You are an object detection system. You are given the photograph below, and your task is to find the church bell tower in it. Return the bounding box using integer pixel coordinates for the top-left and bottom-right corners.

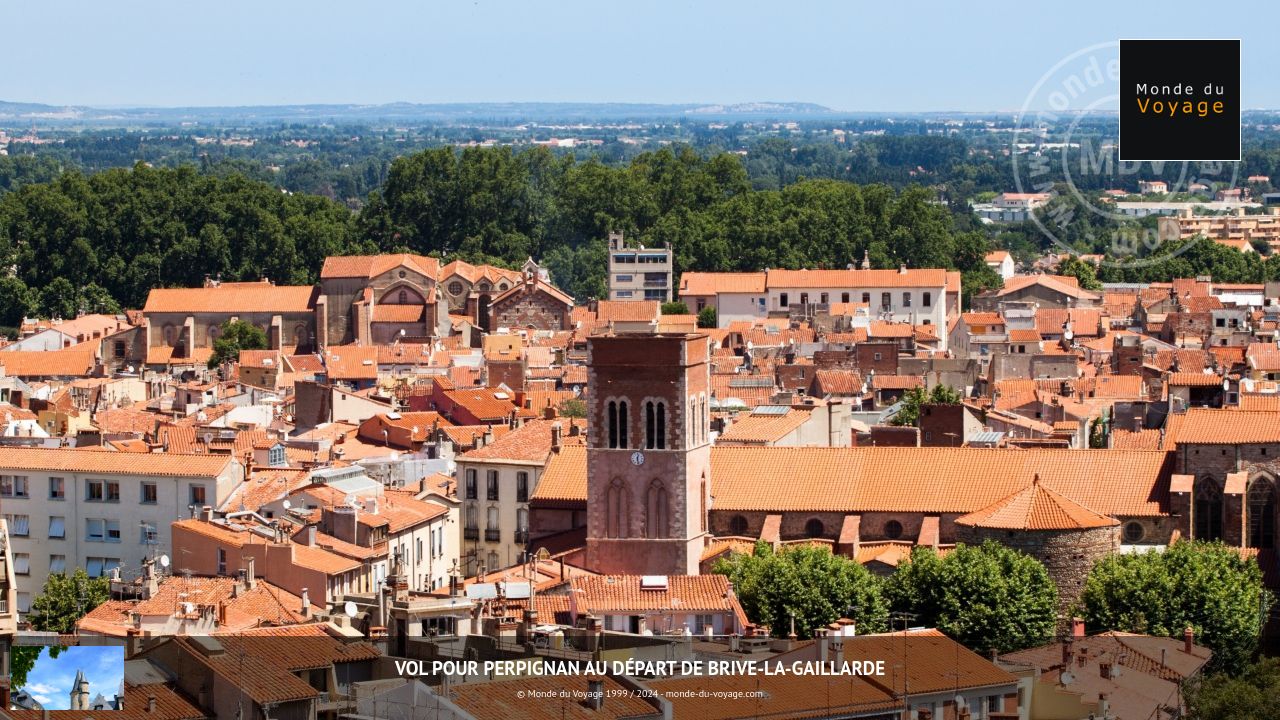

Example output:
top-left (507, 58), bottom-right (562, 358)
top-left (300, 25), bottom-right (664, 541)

top-left (584, 330), bottom-right (713, 575)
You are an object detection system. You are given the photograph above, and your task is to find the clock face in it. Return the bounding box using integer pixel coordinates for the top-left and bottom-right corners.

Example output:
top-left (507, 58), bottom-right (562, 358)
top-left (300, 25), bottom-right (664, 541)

top-left (630, 451), bottom-right (645, 467)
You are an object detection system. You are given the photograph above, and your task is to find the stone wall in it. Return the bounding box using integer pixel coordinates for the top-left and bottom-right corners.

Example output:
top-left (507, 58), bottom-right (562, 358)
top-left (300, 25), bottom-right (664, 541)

top-left (956, 524), bottom-right (1120, 616)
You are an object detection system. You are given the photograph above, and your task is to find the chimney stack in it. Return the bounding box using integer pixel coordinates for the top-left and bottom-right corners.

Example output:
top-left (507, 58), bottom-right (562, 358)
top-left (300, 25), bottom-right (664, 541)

top-left (301, 588), bottom-right (310, 618)
top-left (1062, 637), bottom-right (1074, 665)
top-left (201, 505), bottom-right (213, 522)
top-left (147, 695), bottom-right (157, 714)
top-left (305, 525), bottom-right (317, 547)
top-left (244, 558), bottom-right (256, 590)
top-left (586, 679), bottom-right (603, 710)
top-left (551, 423), bottom-right (562, 453)
top-left (1072, 617), bottom-right (1085, 638)
top-left (1184, 626), bottom-right (1195, 654)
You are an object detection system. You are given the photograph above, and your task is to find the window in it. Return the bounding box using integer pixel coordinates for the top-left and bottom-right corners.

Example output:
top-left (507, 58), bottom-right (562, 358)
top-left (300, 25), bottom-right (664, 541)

top-left (607, 400), bottom-right (629, 449)
top-left (49, 555), bottom-right (66, 574)
top-left (884, 520), bottom-right (904, 539)
top-left (841, 292), bottom-right (850, 303)
top-left (189, 484), bottom-right (206, 506)
top-left (1, 475), bottom-right (28, 497)
top-left (861, 292), bottom-right (870, 304)
top-left (616, 290), bottom-right (633, 298)
top-left (114, 340), bottom-right (126, 356)
top-left (13, 553), bottom-right (29, 575)
top-left (417, 538), bottom-right (424, 565)
top-left (86, 480), bottom-right (104, 501)
top-left (465, 469), bottom-right (478, 499)
top-left (141, 482), bottom-right (158, 504)
top-left (465, 504), bottom-right (478, 529)
top-left (645, 400), bottom-right (666, 449)
top-left (486, 551), bottom-right (499, 572)
top-left (105, 519), bottom-right (121, 543)
top-left (516, 472), bottom-right (529, 502)
top-left (902, 292), bottom-right (912, 307)
top-left (1247, 477), bottom-right (1276, 549)
top-left (5, 514), bottom-right (28, 537)
top-left (606, 478), bottom-right (629, 538)
top-left (486, 470), bottom-right (499, 501)
top-left (48, 516), bottom-right (65, 539)
top-left (217, 548), bottom-right (227, 576)
top-left (1123, 521), bottom-right (1145, 543)
top-left (729, 515), bottom-right (748, 535)
top-left (1195, 477), bottom-right (1224, 541)
top-left (49, 477), bottom-right (65, 500)
top-left (923, 292), bottom-right (932, 307)
top-left (141, 525), bottom-right (158, 544)
top-left (86, 518), bottom-right (105, 541)
top-left (615, 274), bottom-right (633, 283)
top-left (819, 293), bottom-right (829, 304)
top-left (106, 481), bottom-right (120, 502)
top-left (804, 518), bottom-right (825, 538)
top-left (779, 293), bottom-right (789, 308)
top-left (646, 480), bottom-right (669, 539)
top-left (799, 293), bottom-right (809, 305)
top-left (880, 292), bottom-right (891, 308)
top-left (269, 445), bottom-right (285, 466)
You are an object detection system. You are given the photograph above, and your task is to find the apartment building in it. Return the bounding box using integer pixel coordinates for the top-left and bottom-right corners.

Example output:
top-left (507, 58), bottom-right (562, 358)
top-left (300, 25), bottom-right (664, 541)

top-left (606, 231), bottom-right (673, 302)
top-left (0, 448), bottom-right (243, 609)
top-left (1157, 206), bottom-right (1280, 252)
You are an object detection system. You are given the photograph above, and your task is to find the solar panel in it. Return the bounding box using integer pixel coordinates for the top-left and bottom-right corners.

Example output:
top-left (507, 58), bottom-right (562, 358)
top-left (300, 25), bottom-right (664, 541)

top-left (465, 583), bottom-right (498, 599)
top-left (751, 405), bottom-right (791, 416)
top-left (502, 582), bottom-right (532, 599)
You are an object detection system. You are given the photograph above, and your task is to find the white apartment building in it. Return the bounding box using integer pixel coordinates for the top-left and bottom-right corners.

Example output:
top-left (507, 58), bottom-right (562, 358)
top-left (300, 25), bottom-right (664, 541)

top-left (454, 418), bottom-right (578, 575)
top-left (0, 448), bottom-right (243, 611)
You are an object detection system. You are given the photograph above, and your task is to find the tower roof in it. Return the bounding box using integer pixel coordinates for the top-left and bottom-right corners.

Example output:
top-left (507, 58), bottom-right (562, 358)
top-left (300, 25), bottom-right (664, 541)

top-left (954, 475), bottom-right (1119, 531)
top-left (73, 669), bottom-right (87, 687)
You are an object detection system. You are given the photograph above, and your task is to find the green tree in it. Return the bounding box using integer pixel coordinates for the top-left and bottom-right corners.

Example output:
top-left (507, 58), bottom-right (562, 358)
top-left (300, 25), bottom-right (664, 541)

top-left (697, 306), bottom-right (717, 329)
top-left (660, 301), bottom-right (689, 315)
top-left (714, 542), bottom-right (888, 639)
top-left (1185, 657), bottom-right (1280, 720)
top-left (890, 383), bottom-right (963, 427)
top-left (208, 319), bottom-right (268, 368)
top-left (557, 397), bottom-right (587, 418)
top-left (38, 277), bottom-right (79, 319)
top-left (1081, 540), bottom-right (1273, 673)
top-left (0, 275), bottom-right (34, 329)
top-left (885, 542), bottom-right (1058, 653)
top-left (1057, 255), bottom-right (1104, 290)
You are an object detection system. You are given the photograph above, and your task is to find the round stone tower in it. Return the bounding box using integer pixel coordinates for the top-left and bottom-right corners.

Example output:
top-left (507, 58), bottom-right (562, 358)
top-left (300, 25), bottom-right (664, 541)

top-left (955, 475), bottom-right (1120, 618)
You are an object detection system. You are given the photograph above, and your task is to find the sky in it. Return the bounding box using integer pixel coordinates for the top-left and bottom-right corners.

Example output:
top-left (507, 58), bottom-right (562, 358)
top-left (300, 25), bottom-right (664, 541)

top-left (17, 646), bottom-right (125, 711)
top-left (7, 0), bottom-right (1279, 110)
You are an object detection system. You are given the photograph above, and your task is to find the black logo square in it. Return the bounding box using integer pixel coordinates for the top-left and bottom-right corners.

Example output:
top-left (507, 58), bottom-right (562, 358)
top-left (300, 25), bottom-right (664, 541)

top-left (1119, 39), bottom-right (1240, 161)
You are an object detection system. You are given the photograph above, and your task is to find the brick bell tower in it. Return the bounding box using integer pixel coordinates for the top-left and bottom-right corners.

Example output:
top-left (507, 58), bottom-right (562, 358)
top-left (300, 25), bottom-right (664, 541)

top-left (585, 330), bottom-right (713, 575)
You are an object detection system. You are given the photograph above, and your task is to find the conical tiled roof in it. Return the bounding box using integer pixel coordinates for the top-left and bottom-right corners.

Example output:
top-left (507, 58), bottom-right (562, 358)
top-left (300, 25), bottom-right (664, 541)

top-left (955, 475), bottom-right (1119, 531)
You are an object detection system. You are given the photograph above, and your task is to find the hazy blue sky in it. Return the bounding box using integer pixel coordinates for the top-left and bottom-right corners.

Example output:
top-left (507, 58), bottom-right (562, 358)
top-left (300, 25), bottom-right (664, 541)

top-left (10, 0), bottom-right (1277, 110)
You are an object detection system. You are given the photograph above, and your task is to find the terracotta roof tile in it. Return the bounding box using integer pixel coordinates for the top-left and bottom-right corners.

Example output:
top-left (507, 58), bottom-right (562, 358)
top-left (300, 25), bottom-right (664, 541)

top-left (324, 346), bottom-right (379, 381)
top-left (460, 418), bottom-right (587, 462)
top-left (767, 268), bottom-right (949, 289)
top-left (0, 346), bottom-right (98, 377)
top-left (320, 253), bottom-right (440, 279)
top-left (0, 447), bottom-right (232, 477)
top-left (1173, 408), bottom-right (1280, 444)
top-left (679, 272), bottom-right (768, 295)
top-left (143, 282), bottom-right (315, 313)
top-left (955, 476), bottom-right (1119, 530)
top-left (570, 574), bottom-right (741, 614)
top-left (718, 408), bottom-right (812, 444)
top-left (1110, 428), bottom-right (1164, 450)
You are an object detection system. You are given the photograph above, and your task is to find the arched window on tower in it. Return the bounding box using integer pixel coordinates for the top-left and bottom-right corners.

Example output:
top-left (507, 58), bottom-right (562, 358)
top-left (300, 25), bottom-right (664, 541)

top-left (1247, 476), bottom-right (1277, 549)
top-left (607, 401), bottom-right (618, 448)
top-left (618, 400), bottom-right (628, 448)
top-left (606, 478), bottom-right (629, 538)
top-left (1194, 476), bottom-right (1224, 542)
top-left (645, 400), bottom-right (666, 449)
top-left (646, 480), bottom-right (669, 539)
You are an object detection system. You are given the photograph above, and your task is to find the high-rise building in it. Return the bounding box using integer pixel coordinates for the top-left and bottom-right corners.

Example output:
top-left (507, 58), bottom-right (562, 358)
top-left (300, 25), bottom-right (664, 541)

top-left (606, 231), bottom-right (673, 302)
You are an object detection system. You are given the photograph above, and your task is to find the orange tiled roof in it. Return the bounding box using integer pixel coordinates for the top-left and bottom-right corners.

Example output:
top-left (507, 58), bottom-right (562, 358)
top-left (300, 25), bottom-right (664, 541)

top-left (766, 267), bottom-right (949, 289)
top-left (998, 274), bottom-right (1099, 300)
top-left (718, 408), bottom-right (812, 444)
top-left (0, 346), bottom-right (98, 377)
top-left (679, 272), bottom-right (768, 295)
top-left (320, 253), bottom-right (440, 279)
top-left (534, 445), bottom-right (1171, 517)
top-left (595, 300), bottom-right (661, 322)
top-left (1110, 428), bottom-right (1164, 450)
top-left (143, 282), bottom-right (316, 313)
top-left (955, 476), bottom-right (1119, 530)
top-left (0, 447), bottom-right (232, 477)
top-left (370, 304), bottom-right (425, 323)
top-left (460, 418), bottom-right (587, 462)
top-left (1168, 371), bottom-right (1223, 387)
top-left (1173, 408), bottom-right (1280, 444)
top-left (443, 387), bottom-right (519, 422)
top-left (871, 374), bottom-right (924, 390)
top-left (571, 574), bottom-right (742, 614)
top-left (449, 675), bottom-right (657, 720)
top-left (1237, 394), bottom-right (1280, 412)
top-left (323, 346), bottom-right (379, 380)
top-left (813, 369), bottom-right (863, 396)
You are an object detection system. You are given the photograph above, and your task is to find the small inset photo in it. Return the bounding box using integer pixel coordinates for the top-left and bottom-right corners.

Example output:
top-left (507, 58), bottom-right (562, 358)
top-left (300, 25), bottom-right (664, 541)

top-left (8, 644), bottom-right (125, 713)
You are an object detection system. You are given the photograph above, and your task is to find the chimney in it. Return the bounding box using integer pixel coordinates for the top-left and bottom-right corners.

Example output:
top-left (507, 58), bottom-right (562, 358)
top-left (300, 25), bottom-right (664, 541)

top-left (551, 423), bottom-right (562, 453)
top-left (543, 405), bottom-right (557, 420)
top-left (244, 558), bottom-right (256, 590)
top-left (301, 588), bottom-right (311, 618)
top-left (586, 679), bottom-right (604, 710)
top-left (898, 264), bottom-right (907, 274)
top-left (1062, 637), bottom-right (1074, 665)
top-left (217, 601), bottom-right (228, 626)
top-left (147, 695), bottom-right (157, 714)
top-left (1098, 692), bottom-right (1109, 718)
top-left (370, 497), bottom-right (380, 515)
top-left (201, 505), bottom-right (213, 522)
top-left (1072, 617), bottom-right (1085, 638)
top-left (305, 525), bottom-right (317, 547)
top-left (1184, 626), bottom-right (1194, 654)
top-left (815, 628), bottom-right (829, 662)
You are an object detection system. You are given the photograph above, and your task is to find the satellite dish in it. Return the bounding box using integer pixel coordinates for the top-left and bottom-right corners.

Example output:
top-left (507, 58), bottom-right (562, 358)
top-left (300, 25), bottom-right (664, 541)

top-left (159, 554), bottom-right (170, 568)
top-left (181, 602), bottom-right (195, 614)
top-left (1064, 330), bottom-right (1074, 341)
top-left (344, 601), bottom-right (358, 618)
top-left (282, 499), bottom-right (292, 510)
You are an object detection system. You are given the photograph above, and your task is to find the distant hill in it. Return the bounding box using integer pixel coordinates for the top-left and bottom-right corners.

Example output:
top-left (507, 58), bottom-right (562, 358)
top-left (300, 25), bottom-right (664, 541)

top-left (0, 100), bottom-right (839, 126)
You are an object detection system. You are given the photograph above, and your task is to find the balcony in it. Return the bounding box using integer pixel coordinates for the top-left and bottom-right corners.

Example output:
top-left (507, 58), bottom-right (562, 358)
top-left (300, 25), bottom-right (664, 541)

top-left (464, 527), bottom-right (480, 541)
top-left (485, 528), bottom-right (501, 543)
top-left (514, 530), bottom-right (529, 544)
